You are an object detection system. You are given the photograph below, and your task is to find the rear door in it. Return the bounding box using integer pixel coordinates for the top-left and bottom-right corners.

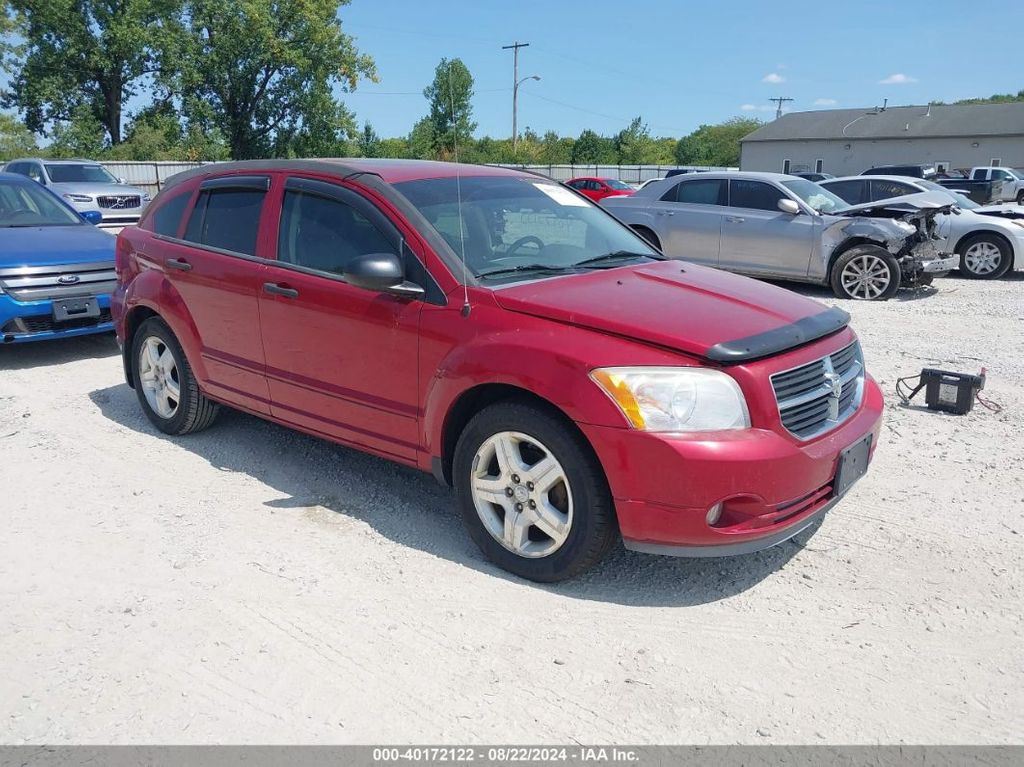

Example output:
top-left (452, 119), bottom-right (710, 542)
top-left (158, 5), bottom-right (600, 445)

top-left (147, 175), bottom-right (273, 413)
top-left (654, 177), bottom-right (726, 265)
top-left (719, 179), bottom-right (815, 278)
top-left (258, 176), bottom-right (425, 462)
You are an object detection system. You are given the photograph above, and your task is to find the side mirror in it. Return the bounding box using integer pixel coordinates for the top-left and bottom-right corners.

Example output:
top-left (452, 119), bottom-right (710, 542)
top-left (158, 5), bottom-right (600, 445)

top-left (778, 198), bottom-right (801, 215)
top-left (117, 177), bottom-right (127, 185)
top-left (343, 252), bottom-right (425, 299)
top-left (80, 210), bottom-right (103, 226)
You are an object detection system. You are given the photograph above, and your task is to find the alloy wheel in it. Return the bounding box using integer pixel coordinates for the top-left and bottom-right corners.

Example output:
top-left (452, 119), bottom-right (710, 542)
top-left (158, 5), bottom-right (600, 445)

top-left (138, 336), bottom-right (181, 419)
top-left (840, 254), bottom-right (892, 299)
top-left (963, 241), bottom-right (1002, 275)
top-left (469, 431), bottom-right (573, 559)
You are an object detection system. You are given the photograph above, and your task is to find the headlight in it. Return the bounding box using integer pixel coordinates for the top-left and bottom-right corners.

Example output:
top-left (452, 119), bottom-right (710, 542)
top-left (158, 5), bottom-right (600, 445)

top-left (62, 193), bottom-right (93, 203)
top-left (590, 367), bottom-right (750, 432)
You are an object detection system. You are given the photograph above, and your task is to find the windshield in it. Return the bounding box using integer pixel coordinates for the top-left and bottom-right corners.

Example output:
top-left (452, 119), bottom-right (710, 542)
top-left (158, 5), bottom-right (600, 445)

top-left (0, 179), bottom-right (83, 227)
top-left (780, 179), bottom-right (848, 213)
top-left (1008, 168), bottom-right (1024, 180)
top-left (394, 176), bottom-right (660, 283)
top-left (916, 179), bottom-right (978, 209)
top-left (45, 163), bottom-right (118, 184)
top-left (605, 179), bottom-right (633, 191)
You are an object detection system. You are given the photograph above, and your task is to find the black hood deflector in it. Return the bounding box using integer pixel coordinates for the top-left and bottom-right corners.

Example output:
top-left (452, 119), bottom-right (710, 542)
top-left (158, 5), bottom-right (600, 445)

top-left (705, 306), bottom-right (851, 363)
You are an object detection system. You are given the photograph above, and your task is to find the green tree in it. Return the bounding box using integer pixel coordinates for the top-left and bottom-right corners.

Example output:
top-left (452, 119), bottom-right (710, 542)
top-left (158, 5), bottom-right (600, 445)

top-left (0, 112), bottom-right (37, 160)
top-left (675, 117), bottom-right (762, 167)
top-left (614, 116), bottom-right (653, 164)
top-left (571, 129), bottom-right (615, 164)
top-left (376, 137), bottom-right (408, 159)
top-left (406, 116), bottom-right (436, 160)
top-left (423, 57), bottom-right (476, 159)
top-left (47, 104), bottom-right (107, 158)
top-left (538, 130), bottom-right (573, 164)
top-left (954, 89), bottom-right (1024, 105)
top-left (357, 122), bottom-right (381, 157)
top-left (171, 0), bottom-right (375, 159)
top-left (4, 0), bottom-right (177, 145)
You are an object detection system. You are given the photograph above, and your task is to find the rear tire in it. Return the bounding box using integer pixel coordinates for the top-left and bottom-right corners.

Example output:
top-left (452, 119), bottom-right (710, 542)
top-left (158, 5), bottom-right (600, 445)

top-left (957, 233), bottom-right (1013, 279)
top-left (132, 317), bottom-right (219, 435)
top-left (829, 246), bottom-right (901, 301)
top-left (453, 401), bottom-right (617, 582)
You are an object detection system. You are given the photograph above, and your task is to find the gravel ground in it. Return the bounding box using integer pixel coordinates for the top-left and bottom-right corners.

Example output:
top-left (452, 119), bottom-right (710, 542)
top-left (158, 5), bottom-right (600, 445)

top-left (1, 273), bottom-right (1022, 745)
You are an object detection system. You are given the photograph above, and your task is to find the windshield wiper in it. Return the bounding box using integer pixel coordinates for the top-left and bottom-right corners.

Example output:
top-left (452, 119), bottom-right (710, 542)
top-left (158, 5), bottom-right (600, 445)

top-left (476, 263), bottom-right (579, 280)
top-left (571, 250), bottom-right (659, 268)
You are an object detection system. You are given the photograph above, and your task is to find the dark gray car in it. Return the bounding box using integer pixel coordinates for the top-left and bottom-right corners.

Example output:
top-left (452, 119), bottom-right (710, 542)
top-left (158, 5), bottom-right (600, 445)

top-left (602, 171), bottom-right (958, 300)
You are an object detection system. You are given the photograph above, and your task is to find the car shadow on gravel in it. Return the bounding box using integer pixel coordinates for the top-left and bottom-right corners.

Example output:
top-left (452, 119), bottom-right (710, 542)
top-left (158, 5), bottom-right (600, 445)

top-left (89, 382), bottom-right (809, 608)
top-left (0, 332), bottom-right (119, 371)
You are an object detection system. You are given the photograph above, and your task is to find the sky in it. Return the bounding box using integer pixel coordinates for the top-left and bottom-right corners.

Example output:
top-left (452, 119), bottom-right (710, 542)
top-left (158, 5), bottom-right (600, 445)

top-left (339, 0), bottom-right (1024, 139)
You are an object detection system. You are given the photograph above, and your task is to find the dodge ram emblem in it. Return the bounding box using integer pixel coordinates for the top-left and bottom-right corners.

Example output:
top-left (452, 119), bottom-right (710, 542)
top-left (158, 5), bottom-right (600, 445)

top-left (824, 371), bottom-right (842, 420)
top-left (57, 274), bottom-right (81, 285)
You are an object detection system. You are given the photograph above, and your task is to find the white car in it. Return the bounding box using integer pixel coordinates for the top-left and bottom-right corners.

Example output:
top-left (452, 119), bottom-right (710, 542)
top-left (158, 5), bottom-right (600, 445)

top-left (821, 175), bottom-right (1024, 279)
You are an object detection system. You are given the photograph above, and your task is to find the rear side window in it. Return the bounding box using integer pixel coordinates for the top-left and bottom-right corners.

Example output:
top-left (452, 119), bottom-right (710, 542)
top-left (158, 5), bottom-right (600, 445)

top-left (150, 191), bottom-right (192, 237)
top-left (729, 180), bottom-right (786, 211)
top-left (663, 178), bottom-right (725, 205)
top-left (277, 190), bottom-right (396, 276)
top-left (184, 188), bottom-right (266, 256)
top-left (824, 180), bottom-right (867, 205)
top-left (870, 179), bottom-right (916, 201)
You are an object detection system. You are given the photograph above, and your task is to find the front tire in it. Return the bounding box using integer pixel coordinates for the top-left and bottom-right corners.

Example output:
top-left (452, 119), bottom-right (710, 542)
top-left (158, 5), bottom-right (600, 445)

top-left (453, 401), bottom-right (617, 582)
top-left (830, 246), bottom-right (901, 301)
top-left (957, 233), bottom-right (1013, 279)
top-left (132, 317), bottom-right (219, 435)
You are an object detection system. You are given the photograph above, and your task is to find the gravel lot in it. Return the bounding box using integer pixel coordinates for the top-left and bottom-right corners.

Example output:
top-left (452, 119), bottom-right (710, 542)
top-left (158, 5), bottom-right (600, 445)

top-left (1, 273), bottom-right (1022, 745)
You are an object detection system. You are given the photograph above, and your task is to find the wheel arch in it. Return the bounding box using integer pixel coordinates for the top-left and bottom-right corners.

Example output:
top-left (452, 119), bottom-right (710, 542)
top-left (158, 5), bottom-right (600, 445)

top-left (826, 237), bottom-right (892, 280)
top-left (953, 229), bottom-right (1015, 267)
top-left (435, 383), bottom-right (598, 488)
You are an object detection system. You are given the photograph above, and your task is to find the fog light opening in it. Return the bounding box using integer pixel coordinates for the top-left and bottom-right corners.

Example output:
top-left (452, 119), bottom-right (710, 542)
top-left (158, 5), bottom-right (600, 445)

top-left (705, 502), bottom-right (723, 526)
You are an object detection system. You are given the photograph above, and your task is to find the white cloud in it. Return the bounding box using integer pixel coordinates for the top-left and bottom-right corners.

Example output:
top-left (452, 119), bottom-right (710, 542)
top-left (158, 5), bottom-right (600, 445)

top-left (740, 104), bottom-right (777, 113)
top-left (879, 73), bottom-right (917, 85)
top-left (762, 72), bottom-right (785, 84)
top-left (741, 104), bottom-right (758, 111)
top-left (814, 98), bottom-right (838, 106)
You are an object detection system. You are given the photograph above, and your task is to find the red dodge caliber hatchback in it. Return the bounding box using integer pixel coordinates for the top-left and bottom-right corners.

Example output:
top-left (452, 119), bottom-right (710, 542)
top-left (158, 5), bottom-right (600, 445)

top-left (113, 160), bottom-right (883, 581)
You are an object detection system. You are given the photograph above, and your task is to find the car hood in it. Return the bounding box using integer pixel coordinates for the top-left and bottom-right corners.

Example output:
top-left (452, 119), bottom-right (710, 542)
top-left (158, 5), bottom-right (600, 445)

top-left (833, 191), bottom-right (957, 221)
top-left (0, 225), bottom-right (115, 267)
top-left (50, 181), bottom-right (148, 197)
top-left (973, 203), bottom-right (1024, 220)
top-left (492, 260), bottom-right (849, 363)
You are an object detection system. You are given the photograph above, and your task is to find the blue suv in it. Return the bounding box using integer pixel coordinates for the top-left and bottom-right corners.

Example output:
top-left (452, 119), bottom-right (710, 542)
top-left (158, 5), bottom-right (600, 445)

top-left (0, 172), bottom-right (116, 344)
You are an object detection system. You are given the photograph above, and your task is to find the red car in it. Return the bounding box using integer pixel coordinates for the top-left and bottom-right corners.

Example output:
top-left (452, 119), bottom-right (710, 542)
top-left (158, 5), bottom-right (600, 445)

top-left (565, 176), bottom-right (635, 202)
top-left (113, 159), bottom-right (883, 582)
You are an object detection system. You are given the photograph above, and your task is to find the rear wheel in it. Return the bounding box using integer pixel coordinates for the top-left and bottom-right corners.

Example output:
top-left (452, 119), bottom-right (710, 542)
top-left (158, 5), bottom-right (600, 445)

top-left (132, 317), bottom-right (219, 435)
top-left (958, 233), bottom-right (1013, 279)
top-left (453, 401), bottom-right (617, 582)
top-left (830, 246), bottom-right (901, 301)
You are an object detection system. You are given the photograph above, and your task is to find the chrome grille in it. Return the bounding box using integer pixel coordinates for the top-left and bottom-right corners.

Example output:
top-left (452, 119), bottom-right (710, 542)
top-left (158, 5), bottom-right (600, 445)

top-left (771, 342), bottom-right (864, 440)
top-left (0, 261), bottom-right (116, 302)
top-left (97, 195), bottom-right (141, 210)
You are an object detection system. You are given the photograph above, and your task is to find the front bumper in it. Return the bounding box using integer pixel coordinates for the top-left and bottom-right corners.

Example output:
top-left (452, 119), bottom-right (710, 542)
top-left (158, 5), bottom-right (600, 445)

top-left (581, 377), bottom-right (884, 555)
top-left (919, 253), bottom-right (959, 273)
top-left (0, 293), bottom-right (113, 343)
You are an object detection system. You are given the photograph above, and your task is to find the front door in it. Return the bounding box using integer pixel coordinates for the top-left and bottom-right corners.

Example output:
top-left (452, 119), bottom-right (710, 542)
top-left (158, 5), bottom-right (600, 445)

top-left (258, 177), bottom-right (422, 463)
top-left (719, 179), bottom-right (816, 278)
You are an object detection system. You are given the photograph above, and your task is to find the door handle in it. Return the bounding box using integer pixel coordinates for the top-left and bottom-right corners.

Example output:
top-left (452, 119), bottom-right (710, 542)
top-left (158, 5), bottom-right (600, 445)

top-left (166, 258), bottom-right (192, 272)
top-left (656, 211), bottom-right (675, 216)
top-left (726, 216), bottom-right (745, 223)
top-left (263, 282), bottom-right (299, 299)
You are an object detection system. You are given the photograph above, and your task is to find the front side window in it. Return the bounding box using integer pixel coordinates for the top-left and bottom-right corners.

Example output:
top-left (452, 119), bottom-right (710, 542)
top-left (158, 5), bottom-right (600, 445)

top-left (394, 176), bottom-right (660, 284)
top-left (184, 188), bottom-right (266, 256)
top-left (26, 164), bottom-right (43, 183)
top-left (44, 163), bottom-right (118, 184)
top-left (729, 180), bottom-right (787, 211)
top-left (665, 178), bottom-right (726, 205)
top-left (277, 190), bottom-right (396, 276)
top-left (0, 180), bottom-right (84, 227)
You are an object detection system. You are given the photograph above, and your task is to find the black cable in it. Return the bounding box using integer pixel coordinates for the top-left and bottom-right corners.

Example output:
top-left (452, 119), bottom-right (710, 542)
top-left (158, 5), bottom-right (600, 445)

top-left (896, 374), bottom-right (924, 405)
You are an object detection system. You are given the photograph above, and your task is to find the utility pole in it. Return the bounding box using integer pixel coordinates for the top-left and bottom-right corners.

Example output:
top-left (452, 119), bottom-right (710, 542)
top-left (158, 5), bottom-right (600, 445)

top-left (770, 97), bottom-right (794, 120)
top-left (503, 41), bottom-right (530, 151)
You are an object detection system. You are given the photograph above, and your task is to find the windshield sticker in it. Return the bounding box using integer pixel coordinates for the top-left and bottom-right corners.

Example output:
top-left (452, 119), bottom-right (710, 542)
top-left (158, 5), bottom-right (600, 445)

top-left (533, 183), bottom-right (589, 207)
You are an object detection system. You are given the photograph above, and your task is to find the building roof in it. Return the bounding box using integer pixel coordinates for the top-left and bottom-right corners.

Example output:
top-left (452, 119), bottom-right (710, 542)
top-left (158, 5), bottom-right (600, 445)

top-left (741, 103), bottom-right (1024, 142)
